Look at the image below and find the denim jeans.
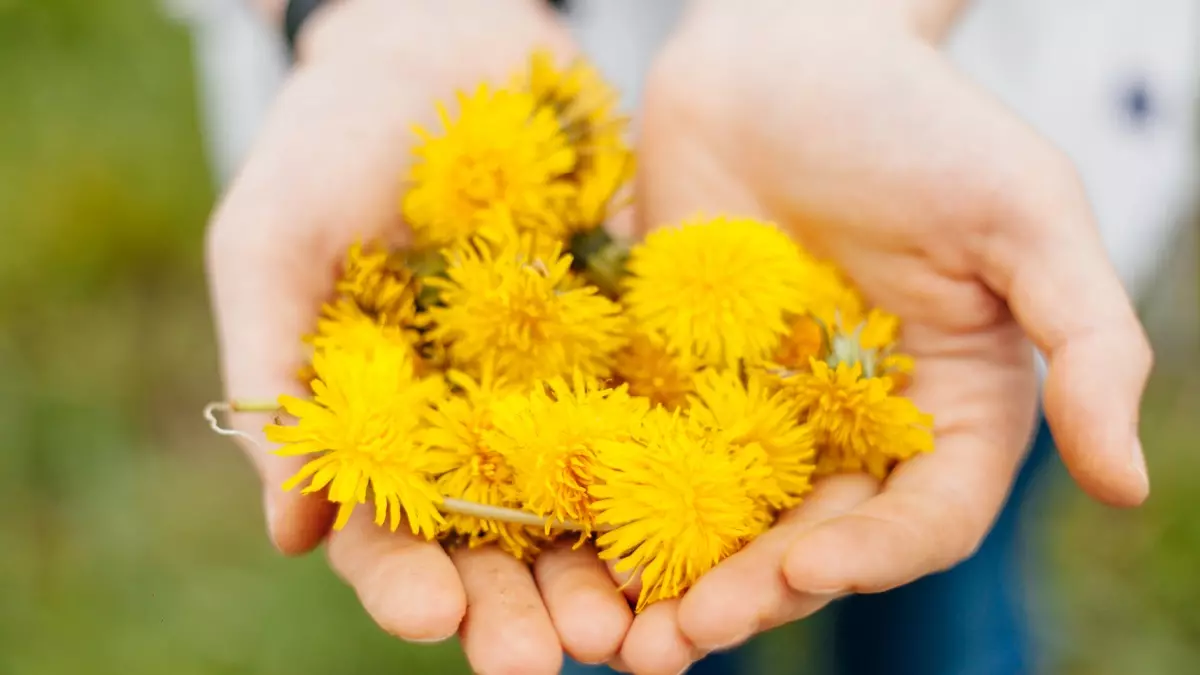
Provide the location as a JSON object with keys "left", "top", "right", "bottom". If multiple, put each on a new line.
{"left": 563, "top": 419, "right": 1056, "bottom": 675}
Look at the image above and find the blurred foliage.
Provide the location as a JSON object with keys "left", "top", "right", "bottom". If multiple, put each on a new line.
{"left": 0, "top": 0, "right": 1196, "bottom": 674}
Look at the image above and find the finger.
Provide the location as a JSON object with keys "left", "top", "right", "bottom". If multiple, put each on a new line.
{"left": 678, "top": 474, "right": 879, "bottom": 651}
{"left": 534, "top": 542, "right": 633, "bottom": 664}
{"left": 226, "top": 411, "right": 336, "bottom": 555}
{"left": 206, "top": 209, "right": 339, "bottom": 554}
{"left": 453, "top": 545, "right": 562, "bottom": 675}
{"left": 619, "top": 599, "right": 703, "bottom": 675}
{"left": 784, "top": 335, "right": 1037, "bottom": 594}
{"left": 204, "top": 67, "right": 418, "bottom": 553}
{"left": 326, "top": 508, "right": 465, "bottom": 641}
{"left": 982, "top": 159, "right": 1152, "bottom": 506}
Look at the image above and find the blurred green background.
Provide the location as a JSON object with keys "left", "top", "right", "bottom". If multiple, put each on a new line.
{"left": 1, "top": 1, "right": 1197, "bottom": 673}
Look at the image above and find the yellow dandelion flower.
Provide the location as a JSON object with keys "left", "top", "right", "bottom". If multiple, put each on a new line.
{"left": 773, "top": 297, "right": 908, "bottom": 383}
{"left": 425, "top": 237, "right": 626, "bottom": 385}
{"left": 614, "top": 330, "right": 698, "bottom": 410}
{"left": 623, "top": 216, "right": 809, "bottom": 367}
{"left": 797, "top": 260, "right": 899, "bottom": 352}
{"left": 265, "top": 342, "right": 452, "bottom": 537}
{"left": 309, "top": 298, "right": 417, "bottom": 357}
{"left": 337, "top": 242, "right": 418, "bottom": 324}
{"left": 522, "top": 50, "right": 634, "bottom": 231}
{"left": 572, "top": 136, "right": 634, "bottom": 230}
{"left": 784, "top": 359, "right": 933, "bottom": 479}
{"left": 591, "top": 409, "right": 767, "bottom": 611}
{"left": 857, "top": 308, "right": 900, "bottom": 351}
{"left": 488, "top": 374, "right": 649, "bottom": 533}
{"left": 772, "top": 315, "right": 827, "bottom": 372}
{"left": 800, "top": 259, "right": 866, "bottom": 328}
{"left": 526, "top": 51, "right": 622, "bottom": 143}
{"left": 689, "top": 369, "right": 816, "bottom": 510}
{"left": 403, "top": 84, "right": 577, "bottom": 247}
{"left": 821, "top": 308, "right": 914, "bottom": 390}
{"left": 879, "top": 352, "right": 915, "bottom": 391}
{"left": 420, "top": 369, "right": 542, "bottom": 560}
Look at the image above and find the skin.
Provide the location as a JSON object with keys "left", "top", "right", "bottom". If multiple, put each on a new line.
{"left": 210, "top": 1, "right": 1152, "bottom": 673}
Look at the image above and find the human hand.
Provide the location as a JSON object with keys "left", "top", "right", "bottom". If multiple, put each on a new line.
{"left": 205, "top": 2, "right": 633, "bottom": 672}
{"left": 612, "top": 0, "right": 1153, "bottom": 671}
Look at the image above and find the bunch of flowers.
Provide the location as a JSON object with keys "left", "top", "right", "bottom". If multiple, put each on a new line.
{"left": 220, "top": 51, "right": 934, "bottom": 612}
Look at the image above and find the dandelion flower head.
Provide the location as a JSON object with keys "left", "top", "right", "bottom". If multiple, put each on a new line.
{"left": 614, "top": 329, "right": 698, "bottom": 410}
{"left": 425, "top": 236, "right": 626, "bottom": 386}
{"left": 689, "top": 369, "right": 815, "bottom": 510}
{"left": 523, "top": 50, "right": 634, "bottom": 231}
{"left": 309, "top": 299, "right": 417, "bottom": 360}
{"left": 265, "top": 342, "right": 451, "bottom": 537}
{"left": 591, "top": 408, "right": 767, "bottom": 611}
{"left": 623, "top": 216, "right": 810, "bottom": 367}
{"left": 772, "top": 315, "right": 827, "bottom": 373}
{"left": 785, "top": 359, "right": 933, "bottom": 479}
{"left": 420, "top": 368, "right": 541, "bottom": 559}
{"left": 488, "top": 374, "right": 649, "bottom": 533}
{"left": 336, "top": 242, "right": 419, "bottom": 324}
{"left": 403, "top": 84, "right": 577, "bottom": 247}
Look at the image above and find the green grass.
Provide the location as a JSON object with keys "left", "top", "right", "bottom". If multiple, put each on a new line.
{"left": 0, "top": 0, "right": 1197, "bottom": 673}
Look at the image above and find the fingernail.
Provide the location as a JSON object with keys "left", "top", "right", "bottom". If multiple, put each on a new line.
{"left": 407, "top": 633, "right": 455, "bottom": 644}
{"left": 1130, "top": 438, "right": 1150, "bottom": 489}
{"left": 263, "top": 492, "right": 284, "bottom": 552}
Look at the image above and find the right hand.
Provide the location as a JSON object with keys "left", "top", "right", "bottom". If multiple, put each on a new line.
{"left": 206, "top": 2, "right": 632, "bottom": 672}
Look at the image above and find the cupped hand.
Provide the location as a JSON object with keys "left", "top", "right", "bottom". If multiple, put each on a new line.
{"left": 205, "top": 2, "right": 632, "bottom": 672}
{"left": 615, "top": 0, "right": 1152, "bottom": 671}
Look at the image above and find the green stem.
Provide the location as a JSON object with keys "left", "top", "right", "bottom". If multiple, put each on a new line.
{"left": 230, "top": 400, "right": 280, "bottom": 413}
{"left": 441, "top": 498, "right": 584, "bottom": 530}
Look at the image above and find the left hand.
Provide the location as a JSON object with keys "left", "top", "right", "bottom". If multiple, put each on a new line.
{"left": 611, "top": 0, "right": 1153, "bottom": 672}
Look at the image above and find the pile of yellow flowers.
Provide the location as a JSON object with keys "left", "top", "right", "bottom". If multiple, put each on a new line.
{"left": 259, "top": 52, "right": 933, "bottom": 612}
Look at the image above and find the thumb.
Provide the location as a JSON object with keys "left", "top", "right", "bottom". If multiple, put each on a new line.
{"left": 205, "top": 208, "right": 336, "bottom": 555}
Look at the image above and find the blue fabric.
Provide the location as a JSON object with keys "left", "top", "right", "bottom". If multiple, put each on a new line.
{"left": 562, "top": 419, "right": 1057, "bottom": 675}
{"left": 828, "top": 418, "right": 1055, "bottom": 675}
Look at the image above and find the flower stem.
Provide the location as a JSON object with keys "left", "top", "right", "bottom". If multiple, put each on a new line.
{"left": 440, "top": 497, "right": 585, "bottom": 531}
{"left": 230, "top": 400, "right": 281, "bottom": 413}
